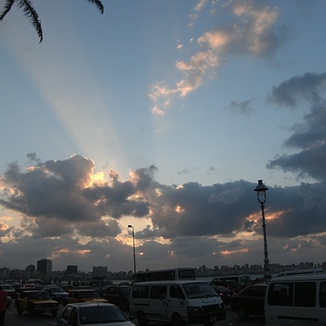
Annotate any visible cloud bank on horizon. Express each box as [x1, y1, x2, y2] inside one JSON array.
[[1, 0, 326, 272], [1, 70, 326, 270]]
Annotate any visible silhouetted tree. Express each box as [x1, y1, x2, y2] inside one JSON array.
[[0, 0, 104, 42]]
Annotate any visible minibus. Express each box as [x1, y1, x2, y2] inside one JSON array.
[[129, 280, 225, 326], [265, 273, 326, 325]]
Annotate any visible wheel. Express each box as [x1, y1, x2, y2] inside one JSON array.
[[137, 311, 148, 326], [238, 306, 249, 320], [171, 313, 184, 326]]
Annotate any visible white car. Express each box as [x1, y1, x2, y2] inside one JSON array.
[[57, 302, 136, 326]]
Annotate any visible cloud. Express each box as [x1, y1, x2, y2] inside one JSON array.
[[1, 150, 326, 271], [150, 0, 284, 115], [268, 72, 326, 107], [267, 73, 326, 182]]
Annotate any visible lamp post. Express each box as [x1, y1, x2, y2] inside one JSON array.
[[254, 180, 271, 282], [128, 224, 136, 274]]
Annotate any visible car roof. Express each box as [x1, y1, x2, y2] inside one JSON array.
[[65, 302, 116, 308], [270, 273, 326, 282]]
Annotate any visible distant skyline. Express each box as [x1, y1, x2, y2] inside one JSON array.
[[1, 0, 326, 272]]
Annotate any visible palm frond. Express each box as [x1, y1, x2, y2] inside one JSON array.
[[17, 0, 43, 42], [86, 0, 104, 14], [0, 0, 15, 20]]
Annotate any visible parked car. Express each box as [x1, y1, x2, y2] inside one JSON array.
[[230, 283, 267, 319], [15, 290, 59, 316], [63, 289, 108, 306], [212, 285, 234, 305], [42, 285, 69, 303], [0, 284, 17, 299], [102, 285, 131, 311], [57, 302, 136, 326]]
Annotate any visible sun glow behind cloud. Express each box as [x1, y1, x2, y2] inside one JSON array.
[[2, 16, 128, 176]]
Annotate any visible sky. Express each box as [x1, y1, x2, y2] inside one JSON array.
[[0, 0, 326, 273]]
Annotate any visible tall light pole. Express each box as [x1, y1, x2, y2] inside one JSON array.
[[254, 180, 271, 282], [128, 225, 136, 274]]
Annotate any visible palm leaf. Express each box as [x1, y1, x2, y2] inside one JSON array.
[[17, 0, 43, 42], [87, 0, 104, 14], [1, 0, 104, 42], [0, 0, 15, 20]]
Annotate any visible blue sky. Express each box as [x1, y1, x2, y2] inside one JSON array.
[[0, 0, 326, 273]]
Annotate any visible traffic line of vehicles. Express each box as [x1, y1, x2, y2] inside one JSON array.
[[1, 267, 326, 325]]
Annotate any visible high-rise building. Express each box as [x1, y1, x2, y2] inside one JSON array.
[[37, 258, 52, 274], [66, 265, 78, 276], [93, 266, 108, 278]]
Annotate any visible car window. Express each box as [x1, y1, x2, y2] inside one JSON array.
[[242, 286, 257, 296], [268, 283, 294, 306], [294, 282, 315, 307], [132, 285, 149, 298], [121, 287, 131, 295], [170, 285, 185, 299], [257, 286, 267, 297], [62, 306, 73, 321], [150, 286, 167, 299], [68, 308, 78, 323], [320, 282, 326, 308]]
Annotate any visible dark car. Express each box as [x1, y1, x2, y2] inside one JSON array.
[[212, 285, 234, 305], [102, 285, 131, 311], [0, 284, 17, 299], [42, 285, 69, 303], [230, 283, 267, 319]]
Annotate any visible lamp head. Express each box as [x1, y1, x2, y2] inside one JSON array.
[[254, 180, 268, 205]]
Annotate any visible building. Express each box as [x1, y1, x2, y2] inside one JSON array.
[[93, 266, 108, 278], [66, 265, 78, 276], [37, 259, 52, 274]]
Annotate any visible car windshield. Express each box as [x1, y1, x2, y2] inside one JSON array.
[[79, 305, 129, 324], [121, 287, 131, 295], [182, 282, 217, 299], [28, 292, 51, 300]]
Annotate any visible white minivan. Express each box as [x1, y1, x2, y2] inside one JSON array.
[[265, 273, 326, 325], [129, 280, 225, 326]]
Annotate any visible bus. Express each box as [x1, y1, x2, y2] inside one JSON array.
[[133, 268, 196, 283], [210, 275, 251, 289]]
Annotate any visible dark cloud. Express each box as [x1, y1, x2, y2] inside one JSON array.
[[1, 144, 326, 271], [267, 73, 326, 182], [268, 72, 326, 107]]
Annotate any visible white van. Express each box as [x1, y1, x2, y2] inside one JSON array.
[[265, 273, 326, 325], [129, 280, 225, 326]]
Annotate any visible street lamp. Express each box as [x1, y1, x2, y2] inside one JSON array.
[[254, 180, 271, 281], [128, 225, 136, 274]]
